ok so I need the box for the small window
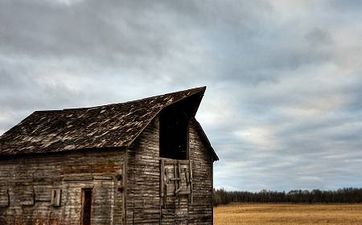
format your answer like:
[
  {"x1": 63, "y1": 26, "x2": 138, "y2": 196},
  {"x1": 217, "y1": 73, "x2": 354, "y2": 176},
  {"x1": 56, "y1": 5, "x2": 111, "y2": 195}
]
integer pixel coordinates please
[
  {"x1": 81, "y1": 188, "x2": 92, "y2": 225},
  {"x1": 51, "y1": 189, "x2": 62, "y2": 207}
]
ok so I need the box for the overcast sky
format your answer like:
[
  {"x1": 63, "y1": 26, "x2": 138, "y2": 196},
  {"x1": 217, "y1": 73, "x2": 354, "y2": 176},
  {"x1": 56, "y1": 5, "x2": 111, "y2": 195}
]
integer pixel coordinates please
[{"x1": 1, "y1": 0, "x2": 362, "y2": 191}]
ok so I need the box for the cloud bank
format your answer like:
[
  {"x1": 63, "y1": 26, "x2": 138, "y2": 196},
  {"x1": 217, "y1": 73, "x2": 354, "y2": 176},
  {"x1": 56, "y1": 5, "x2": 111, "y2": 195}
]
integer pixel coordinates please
[{"x1": 1, "y1": 0, "x2": 362, "y2": 191}]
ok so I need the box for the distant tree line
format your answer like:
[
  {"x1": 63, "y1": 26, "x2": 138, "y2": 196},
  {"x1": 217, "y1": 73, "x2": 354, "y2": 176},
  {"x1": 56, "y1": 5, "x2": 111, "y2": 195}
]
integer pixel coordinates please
[{"x1": 213, "y1": 188, "x2": 362, "y2": 206}]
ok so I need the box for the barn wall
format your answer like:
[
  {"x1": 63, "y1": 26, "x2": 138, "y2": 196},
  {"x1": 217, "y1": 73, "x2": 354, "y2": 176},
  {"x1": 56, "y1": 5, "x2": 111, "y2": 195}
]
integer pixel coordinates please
[
  {"x1": 126, "y1": 118, "x2": 161, "y2": 224},
  {"x1": 0, "y1": 150, "x2": 125, "y2": 225},
  {"x1": 126, "y1": 117, "x2": 214, "y2": 225},
  {"x1": 188, "y1": 124, "x2": 213, "y2": 225}
]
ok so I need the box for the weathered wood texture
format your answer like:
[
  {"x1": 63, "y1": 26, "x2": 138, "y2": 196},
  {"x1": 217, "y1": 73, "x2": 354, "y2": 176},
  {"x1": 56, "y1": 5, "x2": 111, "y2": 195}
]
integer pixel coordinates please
[
  {"x1": 125, "y1": 117, "x2": 213, "y2": 225},
  {"x1": 188, "y1": 124, "x2": 213, "y2": 225},
  {"x1": 0, "y1": 150, "x2": 125, "y2": 225},
  {"x1": 0, "y1": 87, "x2": 217, "y2": 225},
  {"x1": 0, "y1": 117, "x2": 214, "y2": 225},
  {"x1": 161, "y1": 159, "x2": 190, "y2": 225},
  {"x1": 126, "y1": 118, "x2": 161, "y2": 224}
]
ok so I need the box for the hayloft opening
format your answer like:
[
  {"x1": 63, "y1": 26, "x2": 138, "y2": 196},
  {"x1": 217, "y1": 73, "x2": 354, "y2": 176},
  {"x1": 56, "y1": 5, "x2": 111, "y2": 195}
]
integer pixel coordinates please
[
  {"x1": 160, "y1": 110, "x2": 188, "y2": 160},
  {"x1": 159, "y1": 94, "x2": 202, "y2": 160}
]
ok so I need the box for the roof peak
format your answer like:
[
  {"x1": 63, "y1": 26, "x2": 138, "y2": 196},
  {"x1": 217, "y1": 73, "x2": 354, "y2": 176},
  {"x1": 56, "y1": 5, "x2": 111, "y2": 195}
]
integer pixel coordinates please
[{"x1": 34, "y1": 86, "x2": 206, "y2": 113}]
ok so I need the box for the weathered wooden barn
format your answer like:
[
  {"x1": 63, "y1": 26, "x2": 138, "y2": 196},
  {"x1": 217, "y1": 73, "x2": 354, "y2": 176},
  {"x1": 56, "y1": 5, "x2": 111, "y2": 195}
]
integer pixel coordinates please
[{"x1": 0, "y1": 87, "x2": 218, "y2": 225}]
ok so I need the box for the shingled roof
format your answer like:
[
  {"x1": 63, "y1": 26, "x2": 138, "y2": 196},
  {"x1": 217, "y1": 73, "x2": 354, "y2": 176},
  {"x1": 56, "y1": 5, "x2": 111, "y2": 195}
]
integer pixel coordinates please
[{"x1": 0, "y1": 87, "x2": 217, "y2": 159}]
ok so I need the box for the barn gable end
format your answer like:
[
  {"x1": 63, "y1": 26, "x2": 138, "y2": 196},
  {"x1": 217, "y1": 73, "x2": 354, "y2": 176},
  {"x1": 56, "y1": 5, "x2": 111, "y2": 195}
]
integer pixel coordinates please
[{"x1": 124, "y1": 92, "x2": 216, "y2": 224}]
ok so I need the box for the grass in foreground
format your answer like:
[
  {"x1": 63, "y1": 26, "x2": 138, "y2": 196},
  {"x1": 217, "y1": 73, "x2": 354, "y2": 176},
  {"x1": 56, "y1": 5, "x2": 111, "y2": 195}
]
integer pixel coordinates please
[{"x1": 214, "y1": 203, "x2": 362, "y2": 225}]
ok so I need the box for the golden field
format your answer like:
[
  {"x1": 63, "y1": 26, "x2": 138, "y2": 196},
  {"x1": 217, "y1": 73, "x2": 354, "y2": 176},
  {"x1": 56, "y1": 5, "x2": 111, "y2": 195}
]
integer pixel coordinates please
[{"x1": 214, "y1": 203, "x2": 362, "y2": 225}]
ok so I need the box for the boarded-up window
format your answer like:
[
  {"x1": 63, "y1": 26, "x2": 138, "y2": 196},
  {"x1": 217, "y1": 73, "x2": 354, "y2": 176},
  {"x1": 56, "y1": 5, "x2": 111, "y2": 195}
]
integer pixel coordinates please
[
  {"x1": 15, "y1": 184, "x2": 35, "y2": 206},
  {"x1": 0, "y1": 187, "x2": 9, "y2": 207},
  {"x1": 34, "y1": 185, "x2": 52, "y2": 202}
]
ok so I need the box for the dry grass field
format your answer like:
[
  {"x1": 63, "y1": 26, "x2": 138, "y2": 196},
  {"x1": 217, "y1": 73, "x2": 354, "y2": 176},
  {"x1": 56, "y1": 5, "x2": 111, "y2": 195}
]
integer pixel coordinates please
[{"x1": 214, "y1": 203, "x2": 362, "y2": 225}]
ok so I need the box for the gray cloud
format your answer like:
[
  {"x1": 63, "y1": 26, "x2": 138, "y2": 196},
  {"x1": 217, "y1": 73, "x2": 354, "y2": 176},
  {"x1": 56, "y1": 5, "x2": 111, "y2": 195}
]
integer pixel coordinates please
[{"x1": 1, "y1": 0, "x2": 362, "y2": 191}]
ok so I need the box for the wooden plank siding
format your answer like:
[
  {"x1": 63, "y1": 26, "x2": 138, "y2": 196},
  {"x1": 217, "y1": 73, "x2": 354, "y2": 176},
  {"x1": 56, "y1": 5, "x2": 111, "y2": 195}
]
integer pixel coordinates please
[
  {"x1": 126, "y1": 118, "x2": 162, "y2": 224},
  {"x1": 125, "y1": 117, "x2": 213, "y2": 225},
  {"x1": 0, "y1": 117, "x2": 214, "y2": 225},
  {"x1": 0, "y1": 150, "x2": 125, "y2": 225},
  {"x1": 0, "y1": 87, "x2": 217, "y2": 225},
  {"x1": 188, "y1": 124, "x2": 214, "y2": 225}
]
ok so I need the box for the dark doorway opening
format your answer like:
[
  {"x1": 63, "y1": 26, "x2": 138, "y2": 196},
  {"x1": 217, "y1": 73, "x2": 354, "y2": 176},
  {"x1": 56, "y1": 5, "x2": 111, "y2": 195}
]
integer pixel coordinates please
[
  {"x1": 81, "y1": 188, "x2": 92, "y2": 225},
  {"x1": 159, "y1": 94, "x2": 202, "y2": 160},
  {"x1": 160, "y1": 110, "x2": 188, "y2": 160}
]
